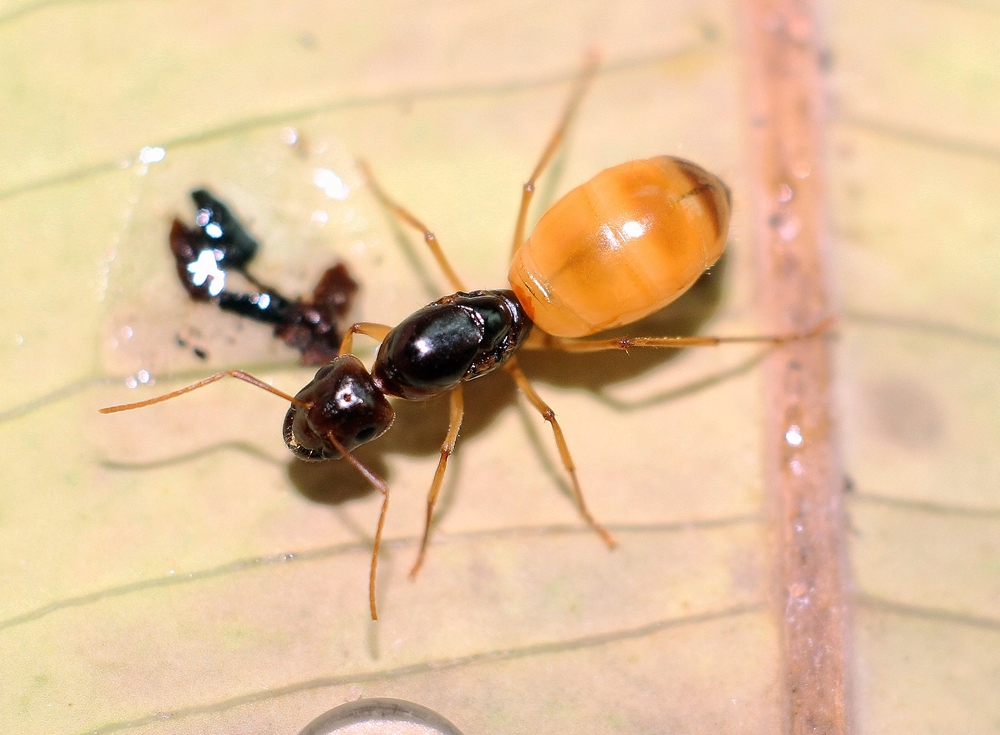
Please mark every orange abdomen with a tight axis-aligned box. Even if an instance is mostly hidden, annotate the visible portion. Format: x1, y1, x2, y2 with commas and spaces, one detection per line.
508, 156, 731, 338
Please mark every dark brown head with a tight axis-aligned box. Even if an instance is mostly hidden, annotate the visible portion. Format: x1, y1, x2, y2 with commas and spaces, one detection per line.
282, 355, 395, 461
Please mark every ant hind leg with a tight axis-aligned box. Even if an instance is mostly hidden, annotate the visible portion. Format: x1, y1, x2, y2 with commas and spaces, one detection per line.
523, 316, 837, 353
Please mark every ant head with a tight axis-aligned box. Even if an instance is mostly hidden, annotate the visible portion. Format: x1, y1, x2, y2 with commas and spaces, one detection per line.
282, 355, 395, 461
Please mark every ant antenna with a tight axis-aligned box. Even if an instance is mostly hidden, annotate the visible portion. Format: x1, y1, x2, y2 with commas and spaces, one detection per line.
325, 432, 390, 620
101, 370, 392, 620
98, 370, 306, 413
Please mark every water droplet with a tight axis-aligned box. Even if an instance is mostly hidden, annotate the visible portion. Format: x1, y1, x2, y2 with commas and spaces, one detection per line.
313, 168, 349, 200
138, 146, 166, 164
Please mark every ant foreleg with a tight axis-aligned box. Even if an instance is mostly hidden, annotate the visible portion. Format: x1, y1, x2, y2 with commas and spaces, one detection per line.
338, 322, 393, 357
524, 316, 836, 353
358, 159, 468, 293
410, 386, 464, 580
511, 53, 599, 257
325, 432, 390, 621
504, 357, 616, 549
99, 370, 306, 414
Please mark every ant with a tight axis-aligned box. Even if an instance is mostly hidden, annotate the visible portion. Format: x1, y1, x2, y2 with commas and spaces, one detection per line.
103, 58, 829, 620
170, 189, 359, 365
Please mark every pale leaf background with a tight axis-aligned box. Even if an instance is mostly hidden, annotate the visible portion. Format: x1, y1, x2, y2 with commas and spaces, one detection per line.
0, 1, 997, 734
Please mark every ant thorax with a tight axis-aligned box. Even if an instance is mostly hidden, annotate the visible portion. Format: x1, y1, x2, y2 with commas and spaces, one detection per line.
371, 290, 533, 401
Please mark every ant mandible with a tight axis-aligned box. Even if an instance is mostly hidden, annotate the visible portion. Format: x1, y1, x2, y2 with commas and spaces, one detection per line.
102, 57, 827, 620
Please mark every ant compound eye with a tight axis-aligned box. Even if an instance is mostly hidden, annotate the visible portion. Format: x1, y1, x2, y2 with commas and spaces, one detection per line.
282, 355, 394, 461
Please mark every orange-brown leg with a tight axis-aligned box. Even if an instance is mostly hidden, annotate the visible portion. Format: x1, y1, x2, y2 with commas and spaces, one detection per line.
99, 369, 306, 414
511, 53, 599, 257
325, 432, 391, 621
339, 321, 394, 356
410, 386, 465, 579
358, 159, 467, 292
504, 357, 616, 548
522, 316, 836, 353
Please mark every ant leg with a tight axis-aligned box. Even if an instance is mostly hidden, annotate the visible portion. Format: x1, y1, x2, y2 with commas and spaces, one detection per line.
511, 53, 599, 257
358, 159, 467, 292
504, 357, 616, 548
410, 386, 464, 579
325, 432, 390, 621
523, 316, 836, 353
99, 370, 306, 414
339, 322, 393, 356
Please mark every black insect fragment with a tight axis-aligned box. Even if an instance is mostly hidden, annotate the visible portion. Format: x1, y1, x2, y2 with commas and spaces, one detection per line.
169, 189, 359, 365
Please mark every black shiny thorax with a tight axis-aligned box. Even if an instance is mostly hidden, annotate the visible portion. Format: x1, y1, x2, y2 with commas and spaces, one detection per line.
372, 290, 533, 401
